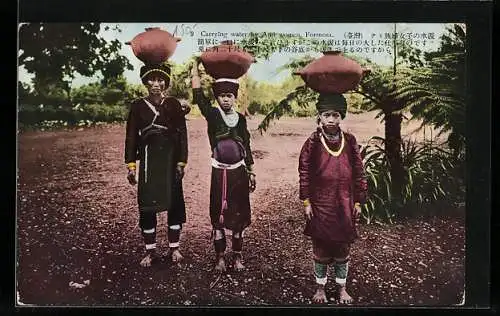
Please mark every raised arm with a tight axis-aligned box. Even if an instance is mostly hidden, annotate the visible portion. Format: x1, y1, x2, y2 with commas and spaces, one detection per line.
191, 62, 212, 119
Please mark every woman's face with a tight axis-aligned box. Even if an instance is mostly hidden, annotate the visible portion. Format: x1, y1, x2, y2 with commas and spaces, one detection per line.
318, 110, 342, 133
216, 93, 236, 112
146, 74, 166, 96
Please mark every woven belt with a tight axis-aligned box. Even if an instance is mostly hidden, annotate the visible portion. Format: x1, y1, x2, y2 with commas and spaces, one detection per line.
211, 158, 246, 170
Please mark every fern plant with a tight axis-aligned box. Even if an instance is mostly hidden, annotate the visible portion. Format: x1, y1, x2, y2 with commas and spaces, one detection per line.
360, 135, 464, 224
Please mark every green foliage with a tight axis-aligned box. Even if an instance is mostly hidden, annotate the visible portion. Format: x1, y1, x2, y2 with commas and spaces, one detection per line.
18, 103, 128, 131
355, 24, 466, 156
345, 93, 367, 114
71, 76, 147, 107
257, 85, 317, 133
19, 23, 133, 104
236, 74, 250, 114
246, 75, 303, 115
19, 75, 143, 129
167, 58, 215, 107
70, 83, 105, 106
80, 104, 128, 122
360, 136, 465, 224
168, 61, 193, 100
291, 102, 316, 117
407, 24, 466, 157
19, 104, 72, 127
26, 78, 71, 108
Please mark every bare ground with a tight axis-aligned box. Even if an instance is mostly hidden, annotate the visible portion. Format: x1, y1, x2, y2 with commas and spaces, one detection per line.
16, 112, 464, 306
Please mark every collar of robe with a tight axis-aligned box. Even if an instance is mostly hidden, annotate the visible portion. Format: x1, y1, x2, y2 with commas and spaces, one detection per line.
143, 97, 165, 116
217, 106, 239, 128
320, 130, 345, 157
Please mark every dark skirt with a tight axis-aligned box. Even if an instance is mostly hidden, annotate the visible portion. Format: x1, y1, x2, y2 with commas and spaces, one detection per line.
312, 238, 351, 263
210, 165, 251, 231
137, 133, 186, 224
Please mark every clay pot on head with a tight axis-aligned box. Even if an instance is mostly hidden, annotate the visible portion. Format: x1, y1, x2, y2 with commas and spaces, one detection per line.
126, 27, 181, 65
200, 40, 256, 79
294, 51, 364, 94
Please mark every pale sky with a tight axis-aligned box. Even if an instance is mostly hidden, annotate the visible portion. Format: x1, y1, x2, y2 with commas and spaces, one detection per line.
18, 23, 454, 87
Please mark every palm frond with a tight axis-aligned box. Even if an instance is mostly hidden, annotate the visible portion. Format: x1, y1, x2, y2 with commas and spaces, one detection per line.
257, 85, 310, 134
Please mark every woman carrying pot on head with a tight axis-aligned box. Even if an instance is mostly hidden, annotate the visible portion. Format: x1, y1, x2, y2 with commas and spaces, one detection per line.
124, 62, 191, 267
190, 61, 256, 273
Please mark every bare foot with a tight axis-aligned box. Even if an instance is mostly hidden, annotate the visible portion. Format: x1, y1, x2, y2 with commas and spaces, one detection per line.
338, 285, 353, 304
214, 256, 226, 272
233, 255, 245, 271
139, 252, 158, 267
312, 286, 328, 304
171, 249, 184, 263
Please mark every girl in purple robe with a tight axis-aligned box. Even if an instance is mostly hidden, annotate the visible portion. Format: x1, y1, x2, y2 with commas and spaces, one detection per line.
298, 93, 368, 304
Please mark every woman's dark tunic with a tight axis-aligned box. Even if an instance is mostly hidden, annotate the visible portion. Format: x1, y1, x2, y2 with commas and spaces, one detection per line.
125, 97, 187, 224
192, 88, 254, 231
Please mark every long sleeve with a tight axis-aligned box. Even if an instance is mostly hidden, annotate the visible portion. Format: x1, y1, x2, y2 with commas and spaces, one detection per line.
192, 88, 213, 119
240, 116, 254, 167
124, 102, 139, 164
177, 117, 188, 164
163, 97, 189, 165
348, 134, 368, 204
298, 135, 314, 201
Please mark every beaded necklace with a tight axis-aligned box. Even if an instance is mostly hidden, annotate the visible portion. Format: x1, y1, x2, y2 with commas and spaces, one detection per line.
320, 130, 345, 157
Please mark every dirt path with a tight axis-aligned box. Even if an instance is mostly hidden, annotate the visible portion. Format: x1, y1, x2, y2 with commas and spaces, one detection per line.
16, 113, 462, 306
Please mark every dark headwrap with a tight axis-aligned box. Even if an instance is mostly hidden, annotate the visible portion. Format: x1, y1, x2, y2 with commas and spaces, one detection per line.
316, 93, 347, 119
140, 63, 171, 86
212, 78, 239, 98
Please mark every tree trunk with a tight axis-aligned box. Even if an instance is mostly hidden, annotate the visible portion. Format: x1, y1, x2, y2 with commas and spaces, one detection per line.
63, 84, 72, 107
384, 111, 404, 210
63, 84, 77, 126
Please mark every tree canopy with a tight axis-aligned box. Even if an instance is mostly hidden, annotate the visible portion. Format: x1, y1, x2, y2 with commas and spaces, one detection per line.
19, 23, 133, 104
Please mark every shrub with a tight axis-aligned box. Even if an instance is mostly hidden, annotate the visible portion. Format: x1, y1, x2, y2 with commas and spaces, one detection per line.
293, 106, 316, 117
80, 104, 128, 122
18, 103, 129, 130
247, 101, 262, 115
360, 136, 465, 224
